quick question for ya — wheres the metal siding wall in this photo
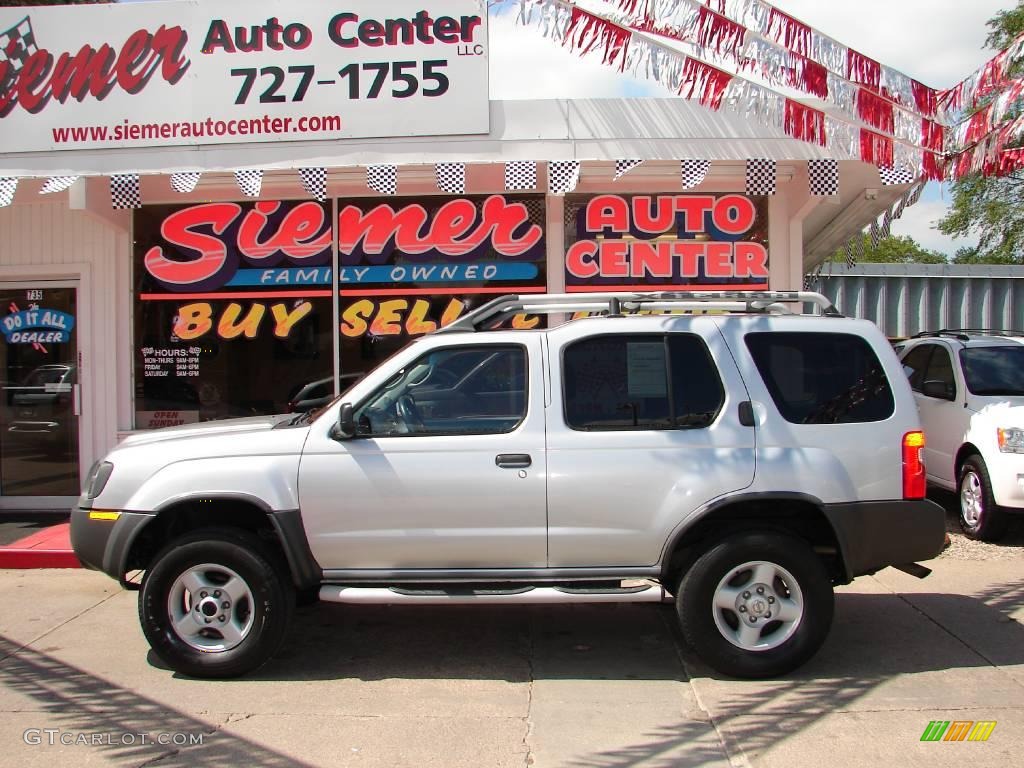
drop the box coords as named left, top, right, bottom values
left=816, top=269, right=1024, bottom=337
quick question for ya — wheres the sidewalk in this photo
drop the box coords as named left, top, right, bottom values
left=0, top=546, right=1022, bottom=767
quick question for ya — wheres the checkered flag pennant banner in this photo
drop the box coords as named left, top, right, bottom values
left=893, top=192, right=908, bottom=220
left=548, top=161, right=580, bottom=194
left=878, top=165, right=915, bottom=186
left=869, top=219, right=882, bottom=249
left=613, top=159, right=643, bottom=180
left=0, top=177, right=17, bottom=208
left=505, top=161, right=537, bottom=191
left=808, top=159, right=839, bottom=196
left=745, top=159, right=777, bottom=196
left=880, top=208, right=892, bottom=239
left=0, top=16, right=38, bottom=78
left=680, top=160, right=710, bottom=190
left=40, top=176, right=78, bottom=195
left=844, top=238, right=857, bottom=268
left=109, top=174, right=141, bottom=210
left=170, top=172, right=201, bottom=194
left=907, top=180, right=925, bottom=206
left=367, top=165, right=397, bottom=195
left=435, top=162, right=465, bottom=194
left=298, top=167, right=327, bottom=201
left=235, top=170, right=263, bottom=197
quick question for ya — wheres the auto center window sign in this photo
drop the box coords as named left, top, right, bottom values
left=0, top=0, right=489, bottom=153
left=134, top=195, right=546, bottom=342
left=564, top=194, right=770, bottom=291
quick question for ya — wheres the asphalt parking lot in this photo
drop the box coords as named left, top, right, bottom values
left=0, top=506, right=1022, bottom=768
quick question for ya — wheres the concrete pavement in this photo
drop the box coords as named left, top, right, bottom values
left=0, top=550, right=1022, bottom=767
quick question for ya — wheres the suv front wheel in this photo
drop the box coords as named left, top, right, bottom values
left=139, top=528, right=294, bottom=678
left=959, top=455, right=1009, bottom=542
left=677, top=532, right=834, bottom=679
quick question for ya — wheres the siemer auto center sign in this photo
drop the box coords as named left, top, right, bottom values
left=0, top=0, right=489, bottom=152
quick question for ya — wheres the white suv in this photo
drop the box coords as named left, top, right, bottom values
left=72, top=292, right=946, bottom=679
left=897, top=332, right=1024, bottom=540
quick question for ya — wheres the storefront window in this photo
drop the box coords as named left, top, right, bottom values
left=133, top=200, right=335, bottom=425
left=336, top=194, right=547, bottom=378
left=132, top=195, right=547, bottom=427
left=563, top=194, right=769, bottom=292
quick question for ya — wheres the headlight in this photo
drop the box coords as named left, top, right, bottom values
left=85, top=461, right=114, bottom=498
left=997, top=428, right=1024, bottom=454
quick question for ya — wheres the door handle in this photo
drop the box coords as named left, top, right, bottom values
left=738, top=401, right=755, bottom=427
left=496, top=454, right=532, bottom=469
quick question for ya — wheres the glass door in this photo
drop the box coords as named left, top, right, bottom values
left=0, top=284, right=80, bottom=501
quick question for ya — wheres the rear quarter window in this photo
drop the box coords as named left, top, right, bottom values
left=745, top=332, right=894, bottom=424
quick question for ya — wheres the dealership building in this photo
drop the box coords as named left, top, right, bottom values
left=0, top=0, right=915, bottom=510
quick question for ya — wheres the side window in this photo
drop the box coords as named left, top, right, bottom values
left=745, top=332, right=895, bottom=424
left=922, top=346, right=957, bottom=399
left=563, top=334, right=724, bottom=431
left=901, top=344, right=934, bottom=392
left=354, top=345, right=527, bottom=437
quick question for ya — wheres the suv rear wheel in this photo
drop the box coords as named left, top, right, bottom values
left=139, top=527, right=294, bottom=678
left=959, top=455, right=1009, bottom=542
left=677, top=532, right=834, bottom=679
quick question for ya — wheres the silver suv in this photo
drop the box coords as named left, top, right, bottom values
left=72, top=292, right=946, bottom=679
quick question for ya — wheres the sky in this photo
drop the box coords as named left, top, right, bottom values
left=488, top=0, right=1015, bottom=256
left=120, top=0, right=1015, bottom=255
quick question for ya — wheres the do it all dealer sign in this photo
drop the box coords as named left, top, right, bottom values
left=0, top=0, right=489, bottom=153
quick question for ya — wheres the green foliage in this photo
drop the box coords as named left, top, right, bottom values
left=830, top=234, right=948, bottom=264
left=985, top=4, right=1024, bottom=49
left=939, top=2, right=1024, bottom=264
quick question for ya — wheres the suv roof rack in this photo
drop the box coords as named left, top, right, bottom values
left=912, top=328, right=1024, bottom=341
left=436, top=291, right=842, bottom=334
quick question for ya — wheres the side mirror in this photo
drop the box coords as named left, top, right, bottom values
left=336, top=403, right=357, bottom=440
left=922, top=380, right=955, bottom=401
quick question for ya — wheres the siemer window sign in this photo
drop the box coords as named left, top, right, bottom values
left=0, top=0, right=490, bottom=153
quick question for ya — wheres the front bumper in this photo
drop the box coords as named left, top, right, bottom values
left=987, top=452, right=1024, bottom=510
left=69, top=507, right=154, bottom=583
left=824, top=499, right=947, bottom=580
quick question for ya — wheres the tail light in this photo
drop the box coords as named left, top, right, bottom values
left=902, top=431, right=926, bottom=499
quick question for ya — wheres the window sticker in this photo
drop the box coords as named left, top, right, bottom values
left=627, top=342, right=667, bottom=397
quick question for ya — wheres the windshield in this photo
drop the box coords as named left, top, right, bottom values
left=960, top=346, right=1024, bottom=396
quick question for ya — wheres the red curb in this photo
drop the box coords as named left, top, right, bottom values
left=0, top=523, right=81, bottom=569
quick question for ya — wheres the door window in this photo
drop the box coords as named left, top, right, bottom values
left=901, top=344, right=935, bottom=392
left=354, top=345, right=527, bottom=437
left=562, top=334, right=724, bottom=431
left=0, top=285, right=80, bottom=496
left=922, top=346, right=957, bottom=399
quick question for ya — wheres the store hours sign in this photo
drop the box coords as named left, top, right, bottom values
left=0, top=0, right=489, bottom=153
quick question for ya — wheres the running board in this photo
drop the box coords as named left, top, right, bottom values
left=318, top=584, right=667, bottom=605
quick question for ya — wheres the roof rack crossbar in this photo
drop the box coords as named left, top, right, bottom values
left=435, top=291, right=841, bottom=333
left=913, top=328, right=1024, bottom=339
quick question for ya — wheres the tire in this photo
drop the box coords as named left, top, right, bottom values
left=677, top=532, right=834, bottom=679
left=139, top=527, right=294, bottom=678
left=958, top=455, right=1009, bottom=542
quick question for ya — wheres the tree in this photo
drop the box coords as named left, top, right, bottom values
left=937, top=2, right=1024, bottom=264
left=830, top=234, right=948, bottom=264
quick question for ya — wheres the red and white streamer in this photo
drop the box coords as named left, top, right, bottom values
left=593, top=0, right=944, bottom=163
left=517, top=0, right=942, bottom=178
